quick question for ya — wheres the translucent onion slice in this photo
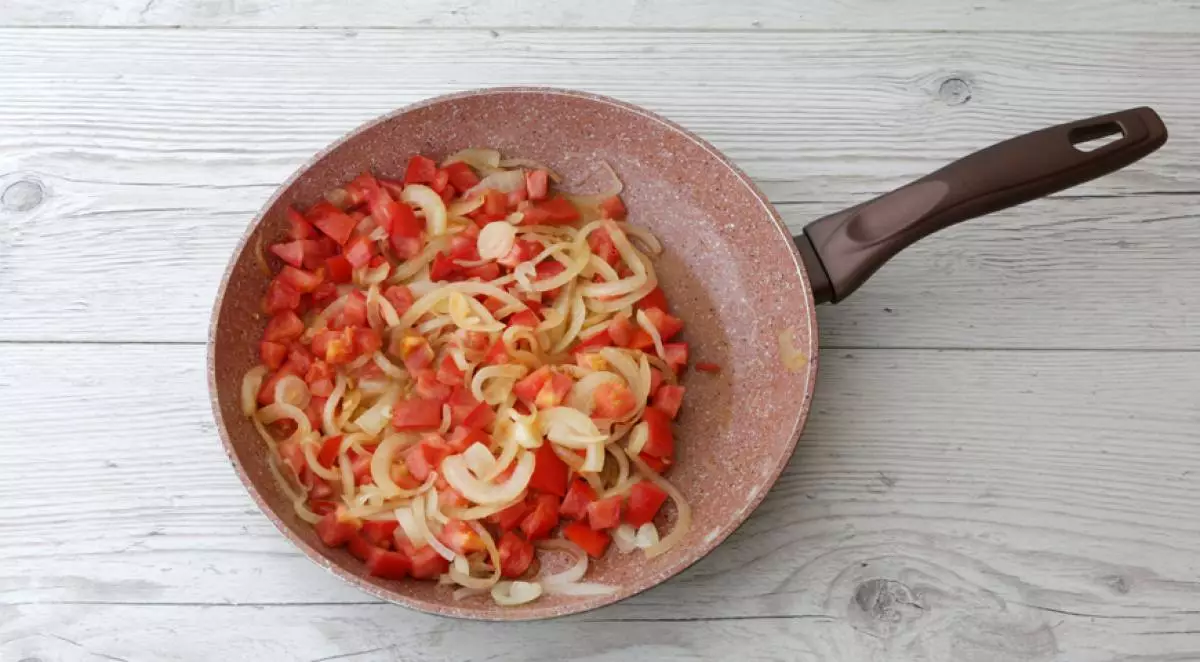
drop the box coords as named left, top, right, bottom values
left=581, top=442, right=605, bottom=473
left=464, top=169, right=525, bottom=199
left=463, top=442, right=495, bottom=479
left=273, top=374, right=311, bottom=409
left=613, top=524, right=638, bottom=553
left=453, top=586, right=488, bottom=601
left=241, top=366, right=267, bottom=417
left=635, top=309, right=668, bottom=362
left=426, top=486, right=448, bottom=524
left=538, top=407, right=608, bottom=447
left=370, top=433, right=421, bottom=497
left=352, top=386, right=397, bottom=436
left=389, top=236, right=449, bottom=283
left=442, top=148, right=500, bottom=170
left=471, top=364, right=528, bottom=406
left=323, top=375, right=348, bottom=436
left=635, top=522, right=660, bottom=549
left=449, top=196, right=485, bottom=217
left=560, top=161, right=622, bottom=207
left=441, top=450, right=535, bottom=505
left=566, top=371, right=623, bottom=415
left=477, top=221, right=517, bottom=261
left=401, top=184, right=448, bottom=236
left=444, top=493, right=525, bottom=521
left=491, top=580, right=543, bottom=606
left=412, top=495, right=456, bottom=561
left=257, top=402, right=312, bottom=440
left=449, top=522, right=502, bottom=590
left=395, top=504, right=428, bottom=548
left=626, top=421, right=649, bottom=454
left=536, top=539, right=587, bottom=587
left=397, top=281, right=527, bottom=331
left=302, top=435, right=340, bottom=481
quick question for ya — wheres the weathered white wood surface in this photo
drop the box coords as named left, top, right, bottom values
left=3, top=0, right=1199, bottom=32
left=2, top=4, right=1199, bottom=661
left=1, top=29, right=1198, bottom=347
left=3, top=346, right=1200, bottom=662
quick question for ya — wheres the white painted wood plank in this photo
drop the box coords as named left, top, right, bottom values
left=3, top=344, right=1199, bottom=660
left=1, top=29, right=1198, bottom=348
left=3, top=0, right=1199, bottom=32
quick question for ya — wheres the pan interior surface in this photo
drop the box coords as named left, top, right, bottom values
left=209, top=88, right=819, bottom=620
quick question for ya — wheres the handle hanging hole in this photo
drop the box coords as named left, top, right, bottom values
left=1069, top=122, right=1125, bottom=152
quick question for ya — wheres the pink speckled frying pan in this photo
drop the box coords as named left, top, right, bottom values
left=208, top=88, right=1166, bottom=620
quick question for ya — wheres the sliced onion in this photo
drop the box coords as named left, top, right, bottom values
left=477, top=221, right=517, bottom=261
left=463, top=442, right=495, bottom=479
left=253, top=233, right=271, bottom=277
left=444, top=493, right=525, bottom=521
left=464, top=169, right=525, bottom=199
left=449, top=196, right=485, bottom=217
left=635, top=522, right=660, bottom=549
left=273, top=374, right=311, bottom=409
left=401, top=184, right=448, bottom=236
left=536, top=539, right=587, bottom=586
left=302, top=435, right=340, bottom=481
left=635, top=309, right=668, bottom=362
left=442, top=147, right=500, bottom=171
left=626, top=451, right=692, bottom=559
left=322, top=375, right=347, bottom=436
left=560, top=161, right=622, bottom=207
left=626, top=421, right=649, bottom=454
left=471, top=364, right=528, bottom=406
left=426, top=486, right=448, bottom=524
left=581, top=442, right=605, bottom=473
left=449, top=522, right=502, bottom=590
left=613, top=524, right=638, bottom=553
left=352, top=389, right=396, bottom=436
left=491, top=580, right=543, bottom=606
left=566, top=371, right=623, bottom=414
left=370, top=433, right=420, bottom=497
left=241, top=366, right=267, bottom=417
left=538, top=407, right=608, bottom=447
left=441, top=449, right=535, bottom=505
left=412, top=495, right=456, bottom=561
left=257, top=402, right=311, bottom=440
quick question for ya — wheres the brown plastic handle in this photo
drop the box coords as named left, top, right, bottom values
left=795, top=107, right=1168, bottom=304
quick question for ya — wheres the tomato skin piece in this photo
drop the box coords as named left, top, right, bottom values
left=308, top=202, right=357, bottom=245
left=652, top=384, right=685, bottom=419
left=637, top=286, right=669, bottom=312
left=259, top=341, right=288, bottom=370
left=263, top=311, right=304, bottom=343
left=640, top=406, right=675, bottom=458
left=528, top=442, right=569, bottom=497
left=314, top=508, right=359, bottom=548
left=487, top=501, right=529, bottom=531
left=392, top=398, right=445, bottom=431
left=562, top=521, right=611, bottom=558
left=626, top=481, right=669, bottom=527
left=444, top=162, right=480, bottom=191
left=520, top=493, right=561, bottom=541
left=525, top=169, right=550, bottom=201
left=587, top=495, right=623, bottom=530
left=599, top=195, right=628, bottom=220
left=559, top=479, right=596, bottom=521
left=366, top=549, right=411, bottom=579
left=593, top=382, right=636, bottom=420
left=498, top=531, right=535, bottom=578
left=403, top=155, right=438, bottom=186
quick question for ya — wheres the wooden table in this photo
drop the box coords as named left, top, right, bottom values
left=2, top=2, right=1198, bottom=660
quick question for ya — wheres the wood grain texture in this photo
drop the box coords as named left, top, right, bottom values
left=3, top=344, right=1199, bottom=661
left=3, top=0, right=1199, bottom=32
left=0, top=29, right=1198, bottom=347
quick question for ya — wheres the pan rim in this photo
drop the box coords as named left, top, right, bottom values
left=208, top=86, right=820, bottom=621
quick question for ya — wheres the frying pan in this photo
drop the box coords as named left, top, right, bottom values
left=208, top=88, right=1167, bottom=620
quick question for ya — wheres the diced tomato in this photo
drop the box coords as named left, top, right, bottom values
left=438, top=519, right=485, bottom=555
left=389, top=234, right=422, bottom=260
left=316, top=435, right=342, bottom=469
left=263, top=279, right=302, bottom=315
left=537, top=372, right=574, bottom=409
left=498, top=531, right=535, bottom=578
left=414, top=369, right=452, bottom=403
left=263, top=311, right=304, bottom=343
left=259, top=341, right=287, bottom=370
left=695, top=361, right=721, bottom=373
left=498, top=238, right=542, bottom=269
left=587, top=495, right=623, bottom=530
left=528, top=442, right=569, bottom=497
left=521, top=196, right=580, bottom=225
left=637, top=286, right=669, bottom=312
left=321, top=255, right=352, bottom=284
left=463, top=331, right=491, bottom=352
left=507, top=309, right=540, bottom=328
left=308, top=202, right=357, bottom=245
left=429, top=168, right=450, bottom=194
left=439, top=485, right=469, bottom=510
left=663, top=342, right=689, bottom=373
left=366, top=549, right=411, bottom=579
left=403, top=155, right=438, bottom=186
left=309, top=499, right=338, bottom=517
left=599, top=195, right=627, bottom=220
left=447, top=386, right=494, bottom=429
left=392, top=398, right=445, bottom=431
left=310, top=281, right=338, bottom=307
left=476, top=189, right=506, bottom=221
left=463, top=262, right=501, bottom=281
left=344, top=235, right=376, bottom=268
left=487, top=501, right=529, bottom=531
left=448, top=235, right=480, bottom=263
left=573, top=329, right=614, bottom=354
left=341, top=171, right=379, bottom=209
left=506, top=186, right=528, bottom=209
left=382, top=284, right=414, bottom=316
left=444, top=161, right=480, bottom=191
left=270, top=240, right=313, bottom=268
left=378, top=178, right=405, bottom=200
left=305, top=360, right=335, bottom=397
left=652, top=384, right=685, bottom=419
left=520, top=492, right=561, bottom=541
left=403, top=434, right=451, bottom=481
left=534, top=260, right=565, bottom=286
left=629, top=307, right=684, bottom=350
left=257, top=365, right=296, bottom=406
left=525, top=169, right=549, bottom=201
left=626, top=481, right=668, bottom=527
left=559, top=479, right=596, bottom=521
left=366, top=190, right=406, bottom=237
left=283, top=341, right=313, bottom=374
left=593, top=382, right=636, bottom=420
left=334, top=291, right=368, bottom=329
left=353, top=327, right=382, bottom=355
left=349, top=449, right=374, bottom=486
left=648, top=367, right=664, bottom=395
left=362, top=520, right=399, bottom=547
left=276, top=439, right=306, bottom=476
left=429, top=252, right=461, bottom=281
left=346, top=532, right=382, bottom=563
left=435, top=353, right=465, bottom=386
left=312, top=327, right=353, bottom=365
left=314, top=507, right=359, bottom=548
left=396, top=537, right=450, bottom=579
left=562, top=521, right=611, bottom=558
left=640, top=406, right=675, bottom=458
left=511, top=367, right=550, bottom=405
left=607, top=314, right=636, bottom=347
left=278, top=265, right=323, bottom=294
left=306, top=472, right=335, bottom=500
left=588, top=228, right=621, bottom=266
left=286, top=207, right=316, bottom=239
left=483, top=337, right=509, bottom=365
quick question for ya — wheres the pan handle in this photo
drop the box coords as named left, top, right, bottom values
left=794, top=107, right=1168, bottom=304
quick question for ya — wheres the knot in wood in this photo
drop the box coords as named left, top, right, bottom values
left=2, top=179, right=45, bottom=212
left=938, top=77, right=972, bottom=105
